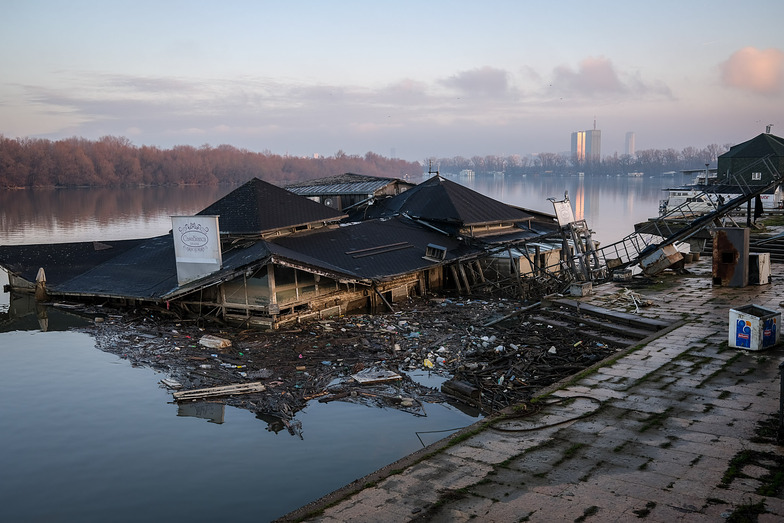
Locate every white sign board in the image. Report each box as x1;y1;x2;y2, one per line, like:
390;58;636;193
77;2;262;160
172;215;222;285
552;200;576;227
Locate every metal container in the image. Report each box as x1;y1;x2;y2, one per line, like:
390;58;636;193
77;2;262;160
729;304;780;351
712;227;749;287
749;252;771;285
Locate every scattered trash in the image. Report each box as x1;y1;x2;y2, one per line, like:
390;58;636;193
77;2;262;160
199;334;231;349
82;293;630;431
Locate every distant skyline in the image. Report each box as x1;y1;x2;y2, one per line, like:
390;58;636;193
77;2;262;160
1;1;783;162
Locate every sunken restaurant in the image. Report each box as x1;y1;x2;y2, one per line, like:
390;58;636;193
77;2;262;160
0;174;570;329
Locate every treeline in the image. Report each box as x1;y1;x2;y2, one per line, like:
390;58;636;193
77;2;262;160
430;143;731;177
0;135;422;188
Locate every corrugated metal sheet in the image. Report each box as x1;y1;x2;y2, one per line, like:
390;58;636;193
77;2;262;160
287;179;394;197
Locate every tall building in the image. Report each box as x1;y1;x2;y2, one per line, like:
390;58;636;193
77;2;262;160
571;131;586;162
571;122;601;164
585;128;601;163
625;132;636;157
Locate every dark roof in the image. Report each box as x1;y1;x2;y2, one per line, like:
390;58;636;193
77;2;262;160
719;133;784;159
0;238;147;286
198;177;346;234
0;234;276;300
58;237;279;300
271;217;478;280
56;235;179;299
363;175;533;226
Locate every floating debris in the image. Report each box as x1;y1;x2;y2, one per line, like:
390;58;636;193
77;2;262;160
173;382;266;401
352;367;402;384
199;334;232;349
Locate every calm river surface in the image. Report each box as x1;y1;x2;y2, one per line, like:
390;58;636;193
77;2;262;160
0;174;684;521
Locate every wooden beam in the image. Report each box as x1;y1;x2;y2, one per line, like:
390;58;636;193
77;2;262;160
507;247;525;297
450;265;463;293
458;263;471;293
473;260;486;282
173;382;266;401
372;285;395;313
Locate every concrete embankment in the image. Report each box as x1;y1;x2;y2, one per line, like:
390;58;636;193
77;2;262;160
279;256;784;522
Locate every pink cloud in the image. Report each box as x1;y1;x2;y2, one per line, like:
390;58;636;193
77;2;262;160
720;47;784;95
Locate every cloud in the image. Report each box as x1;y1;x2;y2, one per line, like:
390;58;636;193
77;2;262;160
548;56;672;100
720;47;784;95
439;66;514;98
9;61;674;160
552;57;625;95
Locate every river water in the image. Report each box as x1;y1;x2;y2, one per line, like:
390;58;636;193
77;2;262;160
0;173;684;521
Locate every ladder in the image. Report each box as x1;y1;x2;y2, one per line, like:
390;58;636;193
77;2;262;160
561;219;604;281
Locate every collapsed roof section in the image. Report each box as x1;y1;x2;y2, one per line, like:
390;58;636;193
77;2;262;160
0;216;484;300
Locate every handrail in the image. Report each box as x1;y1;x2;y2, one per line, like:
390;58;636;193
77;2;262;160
595;155;782;273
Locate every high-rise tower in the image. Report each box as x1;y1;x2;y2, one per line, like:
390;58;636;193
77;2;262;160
625;132;636;156
571;120;601;164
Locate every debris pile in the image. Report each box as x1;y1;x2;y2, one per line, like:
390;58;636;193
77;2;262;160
81;294;628;434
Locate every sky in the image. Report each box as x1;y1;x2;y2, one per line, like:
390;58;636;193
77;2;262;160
2;0;783;162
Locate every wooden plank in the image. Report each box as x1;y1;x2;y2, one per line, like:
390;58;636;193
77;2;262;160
550;298;671;329
458;263;471;293
450;265;463;293
173;381;266;401
473;260;486;282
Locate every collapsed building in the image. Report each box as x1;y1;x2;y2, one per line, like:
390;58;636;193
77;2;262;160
0;174;582;329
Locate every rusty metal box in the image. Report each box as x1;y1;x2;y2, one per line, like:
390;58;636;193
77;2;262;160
713;227;749;287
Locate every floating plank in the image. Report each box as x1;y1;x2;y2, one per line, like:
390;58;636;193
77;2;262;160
173;381;265;401
160;378;182;389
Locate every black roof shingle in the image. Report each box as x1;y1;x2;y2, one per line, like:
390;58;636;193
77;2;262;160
198;177;346;235
363;175;533;226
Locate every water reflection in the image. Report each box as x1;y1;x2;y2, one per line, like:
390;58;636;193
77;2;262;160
0;288;91;333
177;401;226;424
461;173;686;245
0;185;234;244
0;176;686;247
